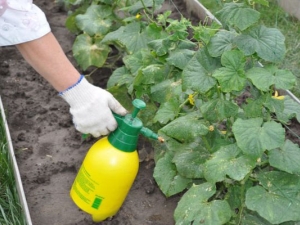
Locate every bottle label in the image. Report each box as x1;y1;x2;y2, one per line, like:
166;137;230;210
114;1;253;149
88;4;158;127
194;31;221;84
76;165;97;194
91;196;104;210
73;164;105;209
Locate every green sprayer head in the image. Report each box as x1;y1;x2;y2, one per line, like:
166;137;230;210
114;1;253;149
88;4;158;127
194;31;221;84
108;99;164;152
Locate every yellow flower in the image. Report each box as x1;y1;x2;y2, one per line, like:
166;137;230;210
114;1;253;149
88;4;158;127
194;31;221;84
220;130;227;135
272;90;285;100
188;94;195;105
136;13;141;19
209;125;214;132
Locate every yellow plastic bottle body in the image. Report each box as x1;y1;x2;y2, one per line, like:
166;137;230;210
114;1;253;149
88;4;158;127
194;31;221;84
70;136;139;222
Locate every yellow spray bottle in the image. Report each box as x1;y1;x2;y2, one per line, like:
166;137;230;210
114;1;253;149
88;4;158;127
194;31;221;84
70;99;164;222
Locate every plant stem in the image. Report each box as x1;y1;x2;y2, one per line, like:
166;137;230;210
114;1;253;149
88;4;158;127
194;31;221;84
202;136;212;153
237;173;250;225
85;67;98;77
140;0;155;22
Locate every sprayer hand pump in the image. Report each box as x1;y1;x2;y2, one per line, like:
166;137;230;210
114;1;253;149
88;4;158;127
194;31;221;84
111;99;165;145
70;99;164;222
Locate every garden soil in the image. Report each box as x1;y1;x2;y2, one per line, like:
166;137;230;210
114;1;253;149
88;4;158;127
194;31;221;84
0;0;201;225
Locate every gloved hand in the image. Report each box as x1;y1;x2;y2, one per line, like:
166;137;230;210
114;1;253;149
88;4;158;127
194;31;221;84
60;75;127;137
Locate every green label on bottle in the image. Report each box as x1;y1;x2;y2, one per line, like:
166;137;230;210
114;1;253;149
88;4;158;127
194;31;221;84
91;196;104;209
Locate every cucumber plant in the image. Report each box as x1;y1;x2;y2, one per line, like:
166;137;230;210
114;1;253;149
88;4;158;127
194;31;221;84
62;0;300;224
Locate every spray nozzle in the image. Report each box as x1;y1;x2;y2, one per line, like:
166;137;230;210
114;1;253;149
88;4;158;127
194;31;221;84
140;127;165;143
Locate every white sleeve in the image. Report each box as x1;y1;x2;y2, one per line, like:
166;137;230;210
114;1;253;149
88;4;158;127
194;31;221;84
0;0;51;46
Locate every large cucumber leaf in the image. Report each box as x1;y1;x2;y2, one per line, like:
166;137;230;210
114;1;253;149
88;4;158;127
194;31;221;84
75;5;112;36
204;143;256;183
200;98;239;122
234;25;286;63
232;118;285;158
246;171;300;224
269;140;300;175
212;50;247;92
216;3;260;31
182;48;220;93
72;34;110;70
207;30;237;57
160;113;209;143
153;151;191;197
174;183;231;225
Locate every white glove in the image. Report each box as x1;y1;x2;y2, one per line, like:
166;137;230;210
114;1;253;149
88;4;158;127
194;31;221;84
60;75;127;137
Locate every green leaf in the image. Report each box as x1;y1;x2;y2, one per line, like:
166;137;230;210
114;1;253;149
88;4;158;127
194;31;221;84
269;140;300;175
246;171;300;224
273;69;296;90
226;185;243;210
65;0;85;5
201;99;239;122
72;34;110;70
177;39;198;50
166;18;191;41
121;0;164;14
246;67;274;92
172;139;211;179
75;5;112;36
97;0;113;4
212;50;247;92
241;211;273;225
147;38;171;56
282;96;300;122
174;183;232;225
205;130;234;153
65;5;89;34
107;85;132;110
264;94;284;113
102;22;159;54
182;48;220;93
138;64;165;85
204;143;256;183
243;96;265;118
226;180;253;212
107;66;133;88
123;49;156;76
207;30;237;57
153;152;191;197
193;22;221;44
153;98;180;124
138;101;158;127
150;79;182;103
234;25;286;63
232;118;285;158
252;0;269;6
246;66;296;91
160;113;209;143
216;3;260;31
166;49;195;70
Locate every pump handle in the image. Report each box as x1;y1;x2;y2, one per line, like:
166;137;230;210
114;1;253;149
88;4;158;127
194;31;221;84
131;99;146;118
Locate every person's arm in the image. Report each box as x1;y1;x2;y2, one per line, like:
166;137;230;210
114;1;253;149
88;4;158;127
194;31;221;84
16;32;80;92
16;32;127;137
